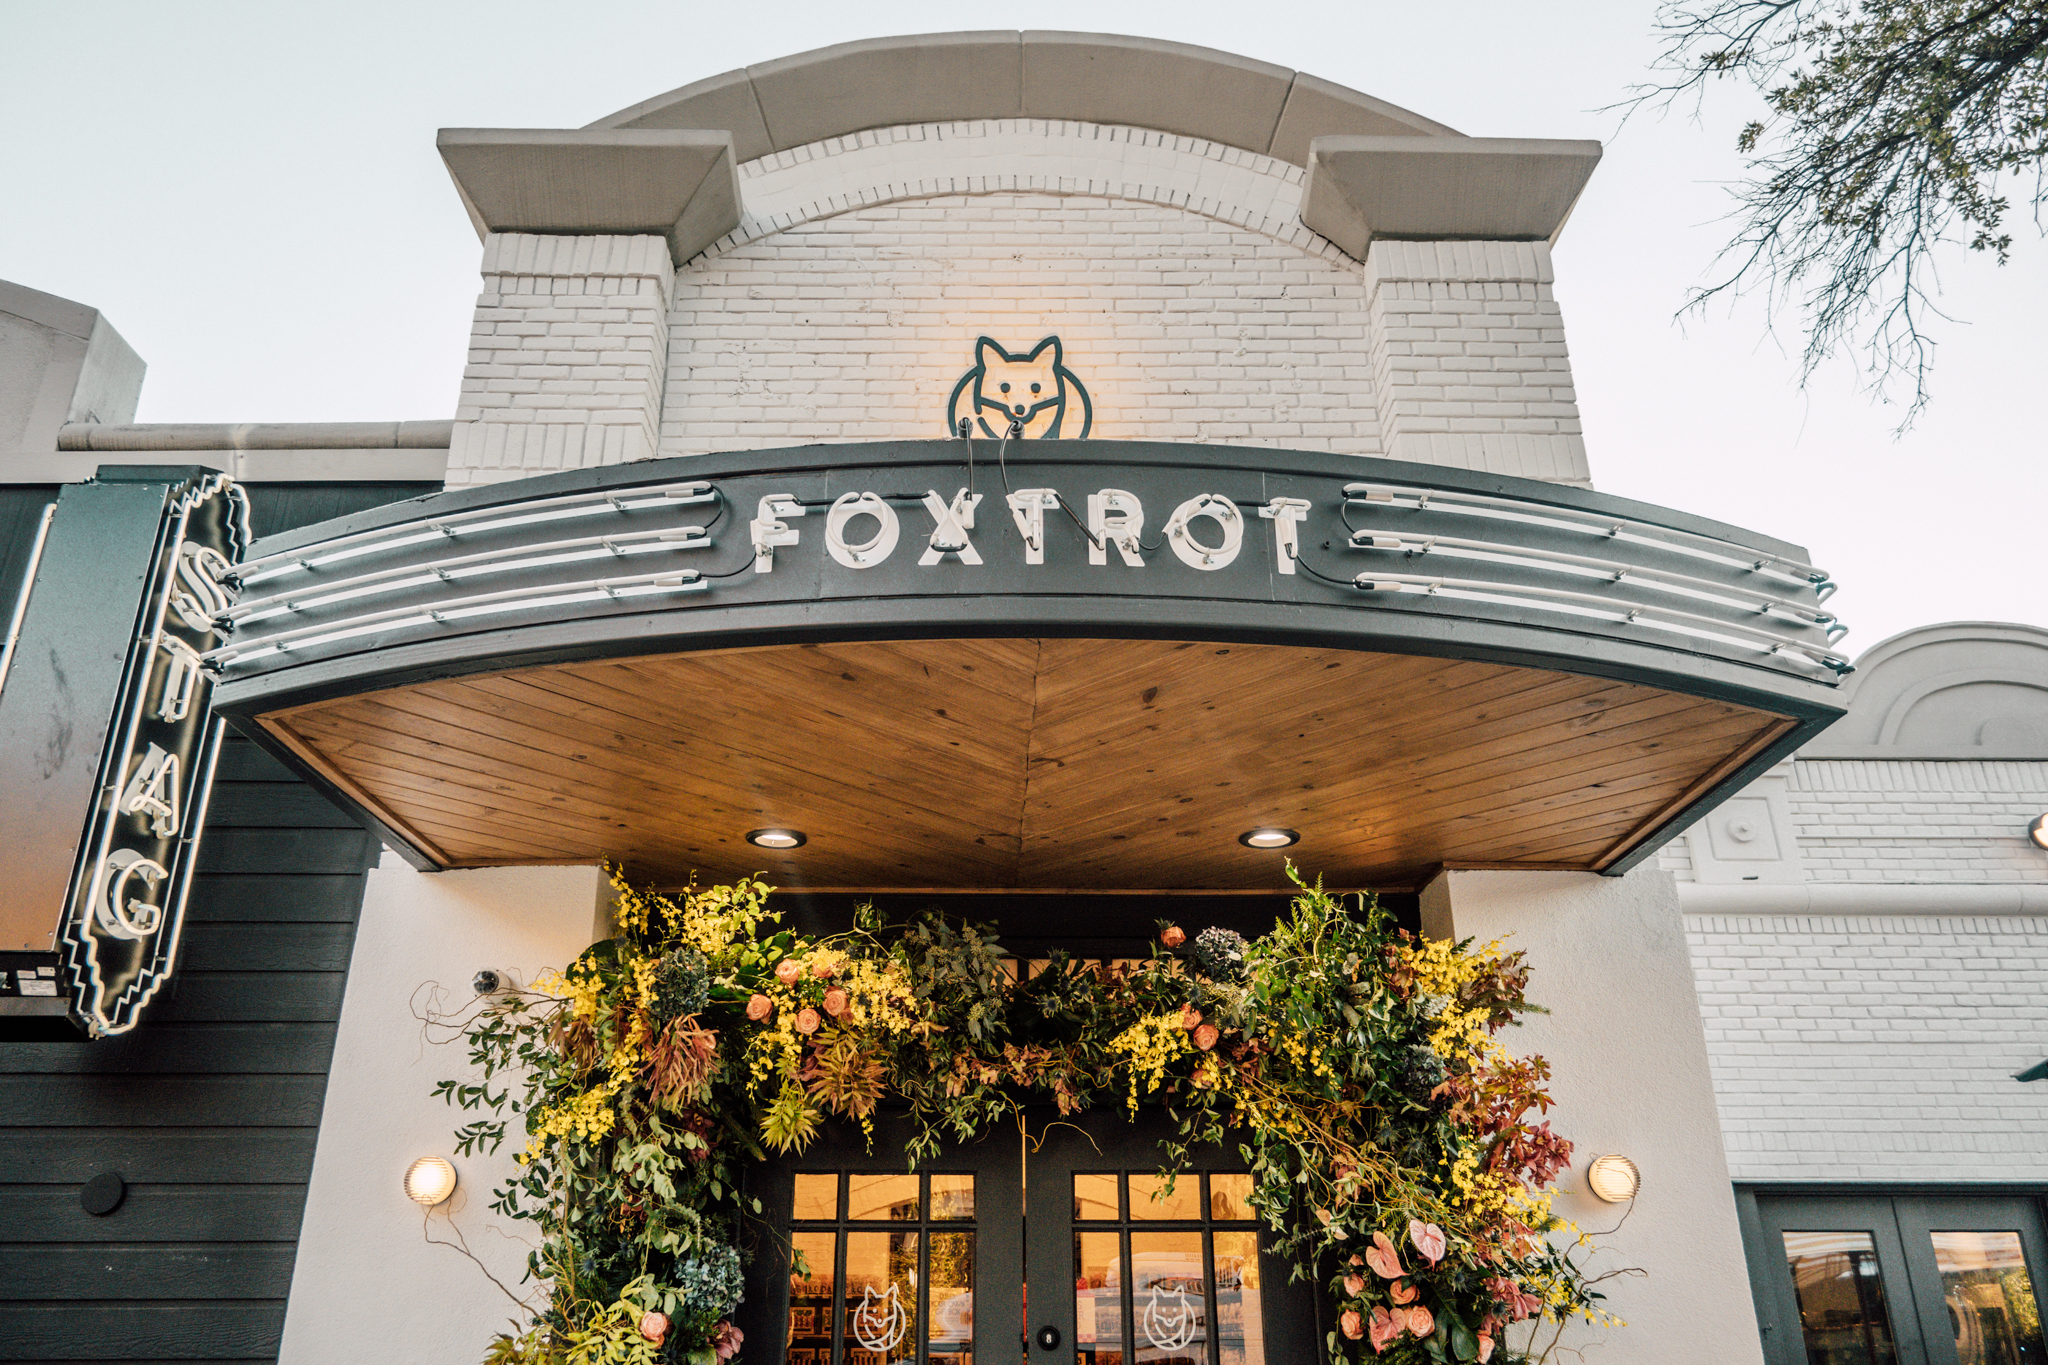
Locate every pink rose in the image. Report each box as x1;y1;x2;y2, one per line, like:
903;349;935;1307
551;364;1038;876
795;1008;821;1034
746;993;773;1022
1389;1279;1417;1305
1408;1219;1447;1266
1364;1230;1406;1280
1343;1273;1365;1296
713;1320;744;1362
1339;1310;1363;1341
1194;1023;1220;1051
638;1311;669;1344
1162;926;1186;947
812;960;833;979
823;987;849;1018
1367;1306;1403;1352
1348;1254;1364;1268
1403;1304;1433;1338
775;959;803;987
1181;1005;1203;1030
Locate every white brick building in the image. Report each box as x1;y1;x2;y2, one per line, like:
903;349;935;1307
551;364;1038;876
1;30;2039;1365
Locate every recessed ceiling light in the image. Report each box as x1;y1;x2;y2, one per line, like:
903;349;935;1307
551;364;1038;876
746;828;807;849
1238;827;1299;849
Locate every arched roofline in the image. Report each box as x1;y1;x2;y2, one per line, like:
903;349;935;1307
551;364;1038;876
1805;621;2048;758
584;30;1461;167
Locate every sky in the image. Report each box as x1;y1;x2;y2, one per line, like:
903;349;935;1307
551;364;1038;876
4;0;2042;656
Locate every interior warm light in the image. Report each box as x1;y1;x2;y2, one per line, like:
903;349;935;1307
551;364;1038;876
404;1155;458;1206
1238;828;1300;849
2030;814;2048;849
1586;1154;1640;1203
746;828;807;850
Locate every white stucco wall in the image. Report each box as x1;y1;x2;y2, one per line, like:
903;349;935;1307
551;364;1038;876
1422;867;1764;1365
279;858;610;1365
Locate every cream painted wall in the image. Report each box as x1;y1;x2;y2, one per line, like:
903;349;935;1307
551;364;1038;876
279;857;611;1365
1420;867;1762;1365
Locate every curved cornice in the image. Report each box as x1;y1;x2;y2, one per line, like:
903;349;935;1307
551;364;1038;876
585;31;1461;167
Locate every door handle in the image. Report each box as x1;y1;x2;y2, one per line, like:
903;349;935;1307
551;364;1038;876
1035;1325;1062;1351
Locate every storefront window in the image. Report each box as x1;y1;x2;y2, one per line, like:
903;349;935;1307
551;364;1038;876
788;1172;978;1365
1782;1230;1900;1365
1071;1172;1264;1365
1929;1231;2045;1365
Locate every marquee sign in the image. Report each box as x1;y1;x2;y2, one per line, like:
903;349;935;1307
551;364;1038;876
57;473;247;1036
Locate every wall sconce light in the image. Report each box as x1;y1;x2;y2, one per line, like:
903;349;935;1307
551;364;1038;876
2029;814;2048;849
1585;1154;1640;1203
1238;828;1300;849
404;1156;458;1206
746;828;806;849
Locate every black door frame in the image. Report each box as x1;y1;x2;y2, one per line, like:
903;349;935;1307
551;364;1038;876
1739;1184;2048;1365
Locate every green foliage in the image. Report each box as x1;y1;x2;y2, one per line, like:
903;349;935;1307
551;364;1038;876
437;864;1609;1365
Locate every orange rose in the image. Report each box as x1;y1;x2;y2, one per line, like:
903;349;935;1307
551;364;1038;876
795;1008;821;1034
1194;1023;1220;1051
1389;1280;1417;1305
1403;1305;1433;1338
1161;926;1186;947
812;960;834;979
823;987;849;1017
746;994;773;1022
1181;1006;1203;1030
1342;1274;1365;1296
639;1312;669;1344
774;959;803;987
1339;1310;1363;1341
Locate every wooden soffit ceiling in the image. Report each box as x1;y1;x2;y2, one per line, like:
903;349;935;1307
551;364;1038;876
258;637;1794;891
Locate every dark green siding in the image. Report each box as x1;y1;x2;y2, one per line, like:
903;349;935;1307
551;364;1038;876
0;479;437;1364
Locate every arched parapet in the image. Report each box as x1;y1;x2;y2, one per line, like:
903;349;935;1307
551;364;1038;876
1805;622;2048;758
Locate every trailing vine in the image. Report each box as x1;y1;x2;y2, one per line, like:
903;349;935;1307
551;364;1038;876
437;864;1616;1365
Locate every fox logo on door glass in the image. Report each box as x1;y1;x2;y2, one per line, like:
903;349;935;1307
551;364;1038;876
946;336;1093;439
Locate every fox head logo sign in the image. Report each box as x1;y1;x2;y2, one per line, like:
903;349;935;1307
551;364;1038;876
946;336;1092;439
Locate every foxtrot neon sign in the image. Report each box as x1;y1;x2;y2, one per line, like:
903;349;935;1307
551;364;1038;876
750;487;1310;576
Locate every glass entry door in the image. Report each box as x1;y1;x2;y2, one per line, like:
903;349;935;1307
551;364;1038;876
743;1110;1315;1365
1748;1191;2048;1365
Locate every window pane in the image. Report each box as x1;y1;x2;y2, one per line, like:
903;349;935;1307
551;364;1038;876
1076;1230;1125;1365
1075;1173;1120;1221
1782;1231;1900;1365
1132;1231;1206;1365
932;1174;976;1220
1129;1174;1200;1221
929;1230;976;1365
794;1174;840;1221
850;1173;922;1221
1209;1175;1255;1222
846;1230;919;1365
789;1230;837;1365
1214;1231;1263;1365
1929;1230;2046;1365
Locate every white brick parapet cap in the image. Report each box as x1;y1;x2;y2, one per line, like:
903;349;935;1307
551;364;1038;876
1678;880;2048;916
438;129;741;267
1304;137;1602;262
58;421;453;452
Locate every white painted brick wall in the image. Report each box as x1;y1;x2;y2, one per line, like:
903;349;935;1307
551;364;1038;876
1789;759;2048;883
446;233;675;487
1686;912;2048;1180
1362;241;1589;483
441;121;1598;486
659;193;1383;457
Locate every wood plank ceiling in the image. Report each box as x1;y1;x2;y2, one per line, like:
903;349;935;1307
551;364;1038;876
259;638;1794;891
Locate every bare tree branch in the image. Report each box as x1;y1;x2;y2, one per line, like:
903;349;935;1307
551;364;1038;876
1616;0;2048;430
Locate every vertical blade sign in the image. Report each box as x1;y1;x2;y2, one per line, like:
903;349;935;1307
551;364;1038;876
58;473;249;1036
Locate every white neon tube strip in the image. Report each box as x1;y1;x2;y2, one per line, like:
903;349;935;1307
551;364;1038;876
206;568;707;666
1343;483;1829;588
234;480;715;583
1346;570;1850;671
227;525;707;623
1347;529;1842;634
0;501;57;700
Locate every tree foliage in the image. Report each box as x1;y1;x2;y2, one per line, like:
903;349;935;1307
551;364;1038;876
1635;0;2048;424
